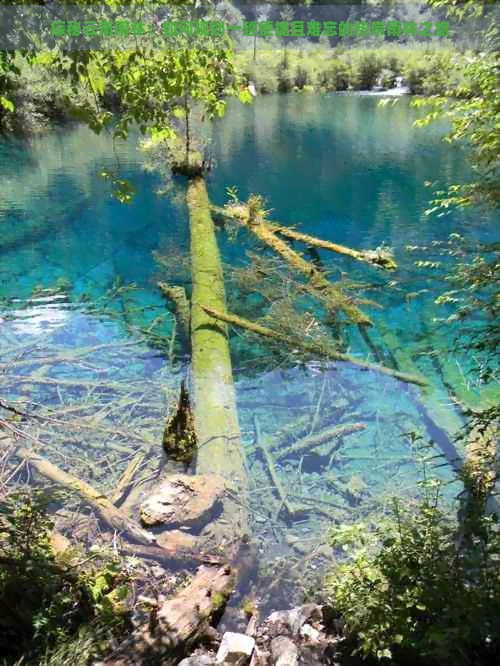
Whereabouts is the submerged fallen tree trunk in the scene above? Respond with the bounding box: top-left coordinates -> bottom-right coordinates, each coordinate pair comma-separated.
187,178 -> 249,537
266,222 -> 397,271
377,322 -> 500,519
210,203 -> 373,326
157,282 -> 191,343
201,305 -> 428,387
252,414 -> 295,520
275,422 -> 367,461
3,439 -> 156,546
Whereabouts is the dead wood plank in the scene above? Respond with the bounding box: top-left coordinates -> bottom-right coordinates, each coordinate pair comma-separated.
155,564 -> 235,648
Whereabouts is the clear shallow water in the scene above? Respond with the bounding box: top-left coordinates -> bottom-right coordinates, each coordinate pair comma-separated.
1,94 -> 500,584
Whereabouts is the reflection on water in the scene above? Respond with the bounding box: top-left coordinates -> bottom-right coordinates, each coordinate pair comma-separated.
1,94 -> 499,600
0,125 -> 188,302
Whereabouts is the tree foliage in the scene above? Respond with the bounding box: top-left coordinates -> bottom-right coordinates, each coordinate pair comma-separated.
327,491 -> 500,664
0,1 -> 250,142
0,489 -> 131,663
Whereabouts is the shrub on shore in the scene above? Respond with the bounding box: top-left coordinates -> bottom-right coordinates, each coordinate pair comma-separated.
324,454 -> 500,665
235,46 -> 468,95
0,488 -> 131,665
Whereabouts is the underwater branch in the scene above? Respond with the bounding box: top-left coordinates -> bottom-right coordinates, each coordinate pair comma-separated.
201,305 -> 428,387
210,202 -> 373,326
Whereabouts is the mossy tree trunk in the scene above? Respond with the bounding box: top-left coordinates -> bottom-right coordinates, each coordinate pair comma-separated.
187,177 -> 249,537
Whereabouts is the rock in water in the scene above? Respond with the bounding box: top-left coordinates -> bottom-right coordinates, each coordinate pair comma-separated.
140,474 -> 225,530
216,632 -> 255,665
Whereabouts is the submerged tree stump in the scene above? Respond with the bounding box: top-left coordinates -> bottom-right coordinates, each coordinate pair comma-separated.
162,380 -> 197,468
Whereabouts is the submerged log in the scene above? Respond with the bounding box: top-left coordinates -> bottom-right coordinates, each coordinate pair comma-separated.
111,451 -> 146,505
252,414 -> 295,520
267,222 -> 398,271
376,321 -> 500,518
187,177 -> 249,537
202,305 -> 428,387
157,282 -> 191,342
210,203 -> 372,326
276,422 -> 366,461
3,440 -> 156,546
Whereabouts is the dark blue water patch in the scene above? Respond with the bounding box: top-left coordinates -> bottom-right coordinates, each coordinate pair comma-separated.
210,95 -> 500,258
414,399 -> 464,474
0,136 -> 40,174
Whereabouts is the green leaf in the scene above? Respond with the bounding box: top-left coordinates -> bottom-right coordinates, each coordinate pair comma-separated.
377,647 -> 392,659
0,96 -> 14,112
172,106 -> 185,119
150,127 -> 174,144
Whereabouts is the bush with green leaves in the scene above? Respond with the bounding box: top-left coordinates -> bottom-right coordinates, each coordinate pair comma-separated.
235,47 -> 467,96
0,488 -> 132,665
325,481 -> 500,664
349,50 -> 383,91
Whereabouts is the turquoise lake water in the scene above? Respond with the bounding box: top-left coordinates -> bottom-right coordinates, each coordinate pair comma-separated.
1,94 -> 500,594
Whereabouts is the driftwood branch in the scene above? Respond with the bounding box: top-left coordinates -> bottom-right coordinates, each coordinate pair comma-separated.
211,204 -> 372,326
267,222 -> 397,271
157,282 -> 191,342
252,415 -> 295,520
201,305 -> 428,387
2,438 -> 156,546
0,340 -> 142,373
275,422 -> 366,461
111,452 -> 146,505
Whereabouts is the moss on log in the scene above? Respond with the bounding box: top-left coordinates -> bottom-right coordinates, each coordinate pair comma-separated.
267,222 -> 397,271
187,178 -> 249,535
210,203 -> 373,326
162,380 -> 197,468
155,564 -> 235,649
202,305 -> 428,387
